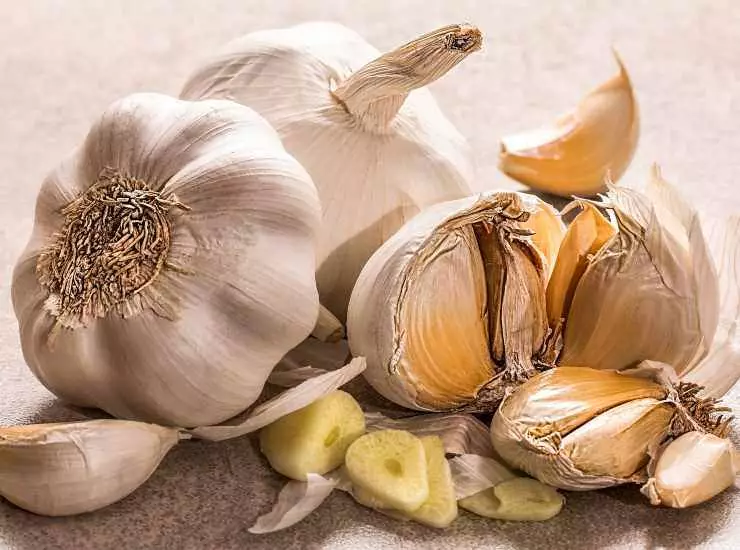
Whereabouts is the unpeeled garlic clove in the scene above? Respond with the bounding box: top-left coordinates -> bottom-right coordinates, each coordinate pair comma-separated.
499,52 -> 639,197
0,420 -> 179,516
641,431 -> 739,508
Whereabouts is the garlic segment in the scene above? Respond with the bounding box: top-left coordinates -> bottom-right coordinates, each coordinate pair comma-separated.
499,52 -> 639,197
555,177 -> 718,374
0,420 -> 179,516
641,431 -> 739,508
490,367 -> 675,490
348,191 -> 565,411
11,93 -> 321,427
181,22 -> 482,321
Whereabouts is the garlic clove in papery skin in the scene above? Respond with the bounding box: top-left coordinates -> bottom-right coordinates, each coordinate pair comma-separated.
181,22 -> 482,322
0,420 -> 179,516
12,93 -> 321,427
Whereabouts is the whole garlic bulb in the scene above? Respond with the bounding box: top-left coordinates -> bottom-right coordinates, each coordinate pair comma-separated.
0,420 -> 179,516
12,93 -> 321,427
348,191 -> 565,412
181,22 -> 482,321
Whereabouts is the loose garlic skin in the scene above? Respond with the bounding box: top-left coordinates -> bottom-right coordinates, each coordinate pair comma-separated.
348,191 -> 564,412
499,53 -> 639,197
12,93 -> 321,427
0,420 -> 179,516
181,22 -> 482,322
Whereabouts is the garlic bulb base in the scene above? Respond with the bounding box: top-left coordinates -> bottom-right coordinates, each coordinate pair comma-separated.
671,381 -> 733,438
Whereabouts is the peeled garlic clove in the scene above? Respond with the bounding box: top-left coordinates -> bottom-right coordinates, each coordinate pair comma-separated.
259,390 -> 366,481
641,431 -> 739,508
561,398 -> 674,478
491,367 -> 672,490
0,420 -> 179,516
459,478 -> 564,522
559,181 -> 716,374
499,52 -> 639,197
345,429 -> 429,513
546,203 -> 616,327
406,436 -> 458,528
349,191 -> 558,412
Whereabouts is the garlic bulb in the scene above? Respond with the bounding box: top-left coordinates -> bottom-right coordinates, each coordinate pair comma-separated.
11,93 -> 321,427
641,431 -> 739,508
490,365 -> 732,490
499,52 -> 639,197
550,169 -> 719,374
181,22 -> 482,321
348,191 -> 565,412
0,420 -> 179,516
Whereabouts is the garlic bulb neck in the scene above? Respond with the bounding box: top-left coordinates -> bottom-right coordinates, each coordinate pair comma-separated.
332,24 -> 482,132
36,167 -> 189,329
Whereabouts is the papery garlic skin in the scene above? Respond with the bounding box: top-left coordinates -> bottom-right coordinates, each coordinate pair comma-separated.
641,431 -> 739,508
11,93 -> 321,427
490,367 -> 674,490
181,22 -> 482,321
0,420 -> 178,516
499,53 -> 639,197
348,191 -> 564,412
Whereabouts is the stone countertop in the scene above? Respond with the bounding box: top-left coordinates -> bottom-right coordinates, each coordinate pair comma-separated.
1,1 -> 738,549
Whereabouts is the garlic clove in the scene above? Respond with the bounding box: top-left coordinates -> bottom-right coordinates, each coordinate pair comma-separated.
546,203 -> 616,327
459,477 -> 564,522
561,398 -> 674,478
498,366 -> 667,439
519,200 -> 567,276
0,420 -> 179,516
499,51 -> 639,197
641,431 -> 739,508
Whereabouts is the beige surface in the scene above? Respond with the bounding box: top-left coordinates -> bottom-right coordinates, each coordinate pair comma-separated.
1,1 -> 739,548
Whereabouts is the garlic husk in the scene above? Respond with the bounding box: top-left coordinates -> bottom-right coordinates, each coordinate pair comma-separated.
557,178 -> 718,374
490,366 -> 676,490
641,431 -> 739,508
181,22 -> 482,322
0,420 -> 179,516
499,52 -> 639,197
348,191 -> 564,412
11,93 -> 321,427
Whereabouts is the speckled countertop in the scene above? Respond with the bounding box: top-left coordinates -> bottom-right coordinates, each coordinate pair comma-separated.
1,1 -> 738,549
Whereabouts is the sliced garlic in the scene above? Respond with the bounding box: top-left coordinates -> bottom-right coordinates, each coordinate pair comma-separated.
0,420 -> 179,516
348,191 -> 564,412
499,52 -> 639,197
459,477 -> 564,522
405,436 -> 458,528
641,431 -> 739,508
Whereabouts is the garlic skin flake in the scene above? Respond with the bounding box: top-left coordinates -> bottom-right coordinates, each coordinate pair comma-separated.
499,52 -> 639,197
11,93 -> 321,427
0,420 -> 179,516
181,22 -> 482,321
641,431 -> 739,508
348,191 -> 564,412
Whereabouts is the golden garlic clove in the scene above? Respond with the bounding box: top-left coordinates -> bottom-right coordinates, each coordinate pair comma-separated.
561,398 -> 674,478
546,203 -> 616,327
641,431 -> 739,508
348,191 -> 554,412
0,420 -> 179,516
499,52 -> 639,197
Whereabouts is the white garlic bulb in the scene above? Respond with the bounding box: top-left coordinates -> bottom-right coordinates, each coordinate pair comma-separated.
0,420 -> 179,516
348,191 -> 564,412
11,93 -> 321,427
181,22 -> 482,321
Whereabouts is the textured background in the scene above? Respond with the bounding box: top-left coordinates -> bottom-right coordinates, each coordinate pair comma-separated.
1,1 -> 739,549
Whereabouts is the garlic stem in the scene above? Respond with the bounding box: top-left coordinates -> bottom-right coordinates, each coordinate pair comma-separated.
332,24 -> 482,131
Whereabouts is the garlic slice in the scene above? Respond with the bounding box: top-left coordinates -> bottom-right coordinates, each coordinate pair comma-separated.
348,191 -> 563,412
499,52 -> 639,197
0,420 -> 179,516
641,431 -> 739,508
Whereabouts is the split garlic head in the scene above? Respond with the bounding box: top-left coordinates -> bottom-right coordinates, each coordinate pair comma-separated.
490,367 -> 674,490
0,420 -> 179,516
348,191 -> 565,412
550,170 -> 719,375
11,93 -> 321,427
181,22 -> 482,321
